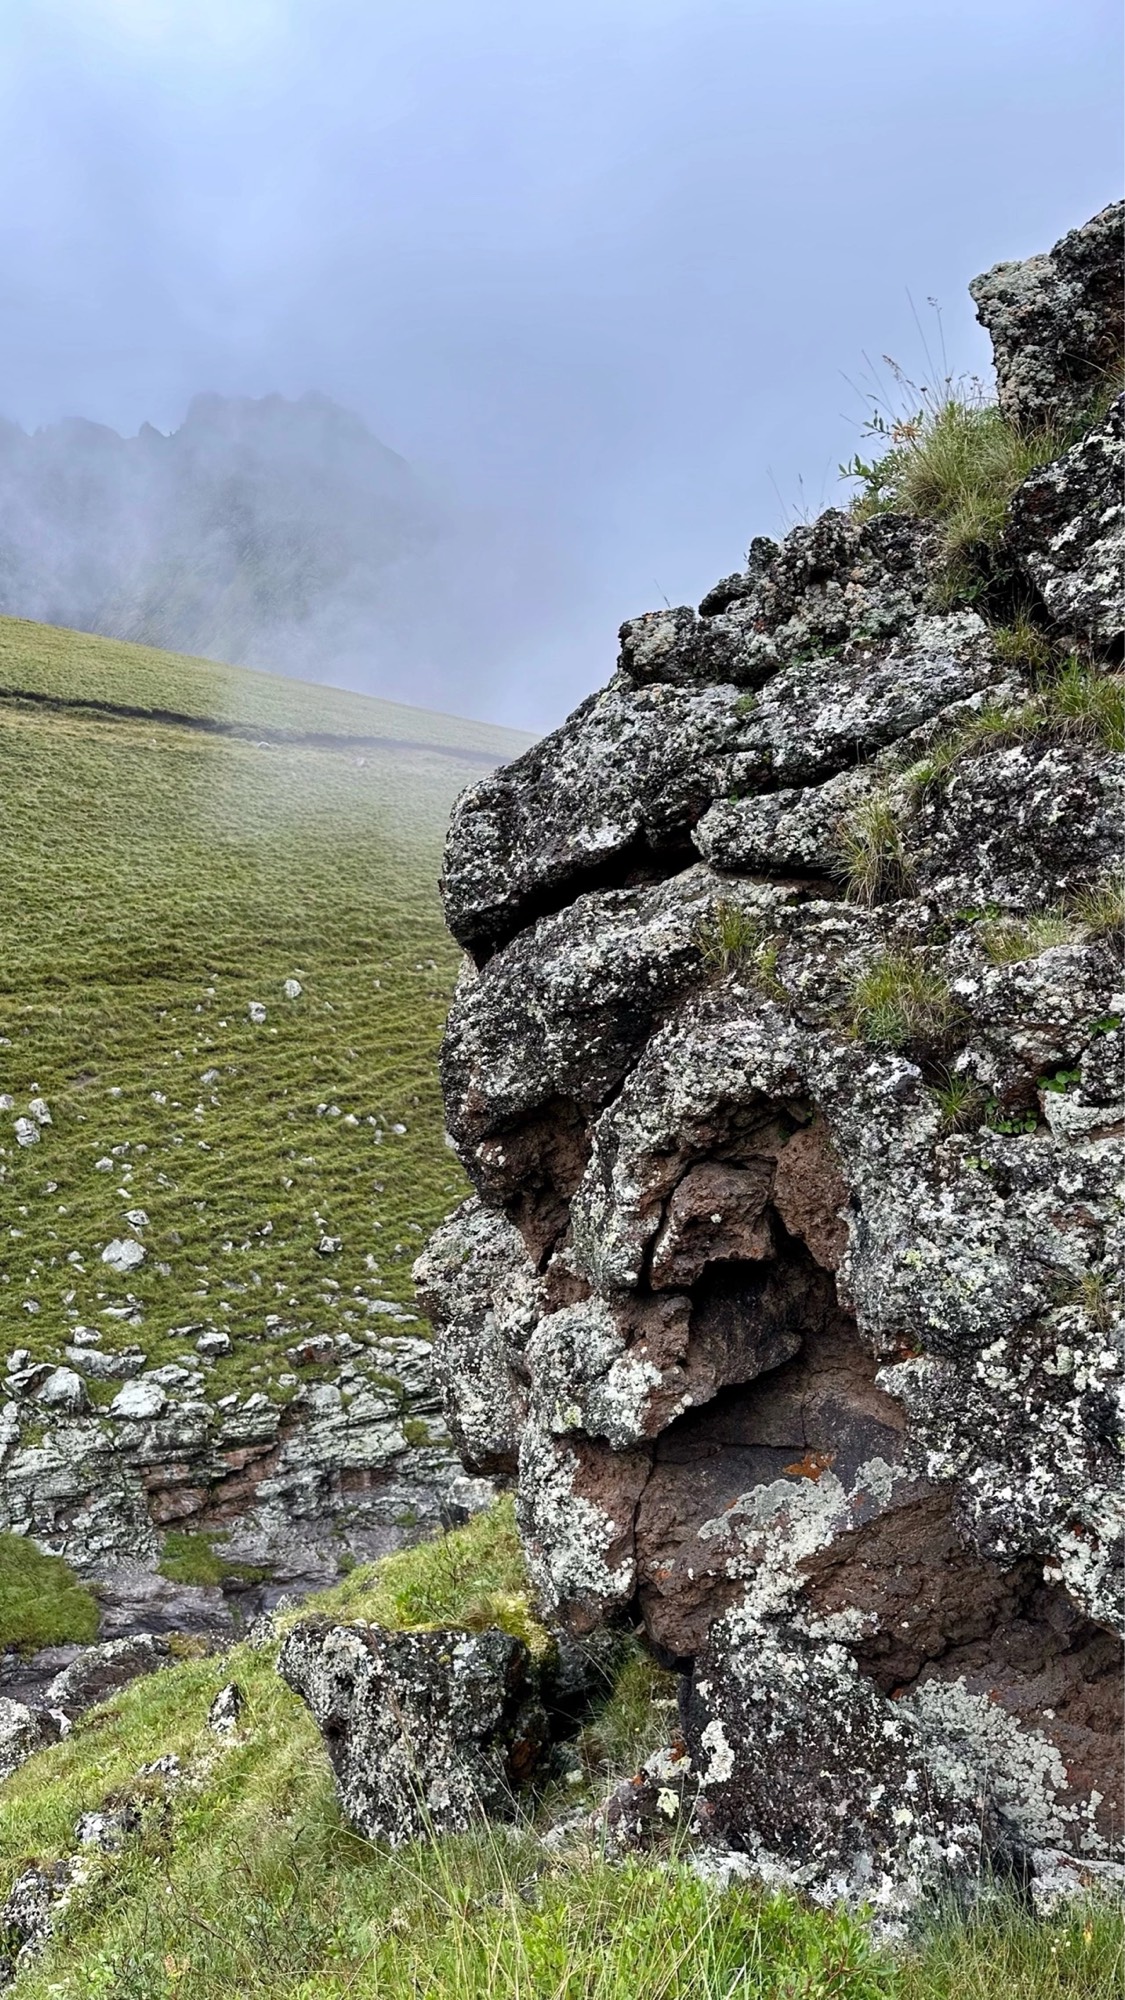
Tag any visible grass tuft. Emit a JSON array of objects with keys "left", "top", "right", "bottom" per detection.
[
  {"left": 836, "top": 793, "right": 913, "bottom": 905},
  {"left": 1071, "top": 875, "right": 1125, "bottom": 939},
  {"left": 978, "top": 913, "right": 1077, "bottom": 964},
  {"left": 844, "top": 375, "right": 1121, "bottom": 604},
  {"left": 929, "top": 1071, "right": 983, "bottom": 1135},
  {"left": 698, "top": 904, "right": 786, "bottom": 997},
  {"left": 852, "top": 955, "right": 956, "bottom": 1050}
]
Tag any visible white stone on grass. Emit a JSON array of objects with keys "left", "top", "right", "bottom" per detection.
[
  {"left": 101, "top": 1238, "right": 146, "bottom": 1274},
  {"left": 14, "top": 1118, "right": 39, "bottom": 1147},
  {"left": 248, "top": 1002, "right": 267, "bottom": 1025},
  {"left": 28, "top": 1098, "right": 52, "bottom": 1125},
  {"left": 283, "top": 978, "right": 302, "bottom": 1000},
  {"left": 196, "top": 1329, "right": 231, "bottom": 1357}
]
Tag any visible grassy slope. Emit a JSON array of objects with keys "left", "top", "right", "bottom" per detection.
[
  {"left": 0, "top": 1506, "right": 1118, "bottom": 2000},
  {"left": 0, "top": 617, "right": 530, "bottom": 1406}
]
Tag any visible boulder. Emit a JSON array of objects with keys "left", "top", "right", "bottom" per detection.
[
  {"left": 278, "top": 1620, "right": 550, "bottom": 1842},
  {"left": 421, "top": 206, "right": 1125, "bottom": 1908},
  {"left": 45, "top": 1633, "right": 171, "bottom": 1717}
]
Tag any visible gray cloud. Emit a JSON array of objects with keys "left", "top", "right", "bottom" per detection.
[{"left": 0, "top": 0, "right": 1120, "bottom": 726}]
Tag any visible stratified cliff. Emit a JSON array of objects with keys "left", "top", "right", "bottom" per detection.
[{"left": 417, "top": 204, "right": 1124, "bottom": 1909}]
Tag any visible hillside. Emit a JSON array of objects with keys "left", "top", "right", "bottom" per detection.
[{"left": 0, "top": 617, "right": 533, "bottom": 1612}]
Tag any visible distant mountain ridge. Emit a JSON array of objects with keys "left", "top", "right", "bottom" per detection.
[{"left": 0, "top": 391, "right": 444, "bottom": 674}]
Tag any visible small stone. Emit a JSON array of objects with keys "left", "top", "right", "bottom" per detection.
[
  {"left": 28, "top": 1097, "right": 52, "bottom": 1125},
  {"left": 0, "top": 1697, "right": 59, "bottom": 1781},
  {"left": 283, "top": 978, "right": 303, "bottom": 1000},
  {"left": 94, "top": 1156, "right": 113, "bottom": 1171},
  {"left": 208, "top": 1682, "right": 245, "bottom": 1735},
  {"left": 316, "top": 1234, "right": 342, "bottom": 1255},
  {"left": 248, "top": 1002, "right": 267, "bottom": 1025},
  {"left": 14, "top": 1117, "right": 39, "bottom": 1146},
  {"left": 123, "top": 1208, "right": 149, "bottom": 1230},
  {"left": 101, "top": 1237, "right": 146, "bottom": 1274},
  {"left": 196, "top": 1329, "right": 231, "bottom": 1358}
]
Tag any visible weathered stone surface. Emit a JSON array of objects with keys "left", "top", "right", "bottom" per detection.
[
  {"left": 422, "top": 205, "right": 1125, "bottom": 1907},
  {"left": 0, "top": 1697, "right": 59, "bottom": 1782},
  {"left": 278, "top": 1620, "right": 549, "bottom": 1842},
  {"left": 970, "top": 202, "right": 1124, "bottom": 432},
  {"left": 1007, "top": 393, "right": 1125, "bottom": 645},
  {"left": 45, "top": 1633, "right": 171, "bottom": 1717}
]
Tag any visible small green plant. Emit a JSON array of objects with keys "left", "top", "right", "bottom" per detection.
[
  {"left": 929, "top": 1070, "right": 983, "bottom": 1134},
  {"left": 0, "top": 1531, "right": 100, "bottom": 1653},
  {"left": 1072, "top": 875, "right": 1125, "bottom": 938},
  {"left": 851, "top": 954, "right": 956, "bottom": 1049},
  {"left": 1071, "top": 1271, "right": 1119, "bottom": 1331},
  {"left": 1038, "top": 1063, "right": 1081, "bottom": 1095},
  {"left": 734, "top": 689, "right": 758, "bottom": 717},
  {"left": 698, "top": 902, "right": 786, "bottom": 996},
  {"left": 836, "top": 792, "right": 913, "bottom": 905},
  {"left": 983, "top": 1097, "right": 1039, "bottom": 1135},
  {"left": 978, "top": 912, "right": 1076, "bottom": 963},
  {"left": 988, "top": 616, "right": 1057, "bottom": 676},
  {"left": 1043, "top": 655, "right": 1125, "bottom": 751}
]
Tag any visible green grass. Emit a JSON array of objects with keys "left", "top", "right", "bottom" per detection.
[
  {"left": 698, "top": 904, "right": 785, "bottom": 996},
  {"left": 1072, "top": 875, "right": 1125, "bottom": 938},
  {"left": 0, "top": 615, "right": 525, "bottom": 758},
  {"left": 278, "top": 1493, "right": 549, "bottom": 1654},
  {"left": 851, "top": 955, "right": 956, "bottom": 1050},
  {"left": 158, "top": 1530, "right": 272, "bottom": 1590},
  {"left": 0, "top": 1530, "right": 99, "bottom": 1652},
  {"left": 0, "top": 619, "right": 530, "bottom": 1404},
  {"left": 844, "top": 380, "right": 1120, "bottom": 603},
  {"left": 928, "top": 1071, "right": 984, "bottom": 1135},
  {"left": 0, "top": 1504, "right": 1119, "bottom": 1998},
  {"left": 836, "top": 793, "right": 912, "bottom": 905},
  {"left": 978, "top": 913, "right": 1078, "bottom": 964}
]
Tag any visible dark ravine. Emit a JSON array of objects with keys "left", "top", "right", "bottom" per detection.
[{"left": 417, "top": 204, "right": 1125, "bottom": 1912}]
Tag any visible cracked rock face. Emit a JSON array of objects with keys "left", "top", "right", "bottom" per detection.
[{"left": 420, "top": 207, "right": 1124, "bottom": 1909}]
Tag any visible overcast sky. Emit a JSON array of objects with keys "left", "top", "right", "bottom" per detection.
[{"left": 0, "top": 0, "right": 1120, "bottom": 728}]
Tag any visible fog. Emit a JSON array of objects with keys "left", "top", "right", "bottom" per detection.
[{"left": 0, "top": 0, "right": 1120, "bottom": 728}]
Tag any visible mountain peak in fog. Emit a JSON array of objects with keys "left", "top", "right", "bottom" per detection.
[{"left": 0, "top": 390, "right": 442, "bottom": 676}]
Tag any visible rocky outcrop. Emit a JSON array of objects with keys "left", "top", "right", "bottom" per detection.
[
  {"left": 970, "top": 201, "right": 1124, "bottom": 431},
  {"left": 0, "top": 1328, "right": 469, "bottom": 1633},
  {"left": 420, "top": 209, "right": 1124, "bottom": 1911},
  {"left": 278, "top": 1621, "right": 550, "bottom": 1842}
]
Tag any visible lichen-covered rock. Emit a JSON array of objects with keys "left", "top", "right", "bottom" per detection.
[
  {"left": 0, "top": 1697, "right": 59, "bottom": 1782},
  {"left": 45, "top": 1632, "right": 171, "bottom": 1717},
  {"left": 970, "top": 202, "right": 1124, "bottom": 432},
  {"left": 1007, "top": 393, "right": 1125, "bottom": 645},
  {"left": 277, "top": 1620, "right": 549, "bottom": 1842},
  {"left": 421, "top": 204, "right": 1125, "bottom": 1909}
]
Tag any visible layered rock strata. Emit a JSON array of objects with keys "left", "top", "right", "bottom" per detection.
[{"left": 418, "top": 205, "right": 1125, "bottom": 1909}]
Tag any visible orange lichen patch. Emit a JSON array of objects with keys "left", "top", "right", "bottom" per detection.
[{"left": 783, "top": 1450, "right": 836, "bottom": 1482}]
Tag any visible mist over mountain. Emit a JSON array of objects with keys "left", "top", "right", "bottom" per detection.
[{"left": 0, "top": 392, "right": 529, "bottom": 709}]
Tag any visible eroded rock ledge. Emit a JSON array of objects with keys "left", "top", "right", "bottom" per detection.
[{"left": 418, "top": 204, "right": 1124, "bottom": 1910}]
